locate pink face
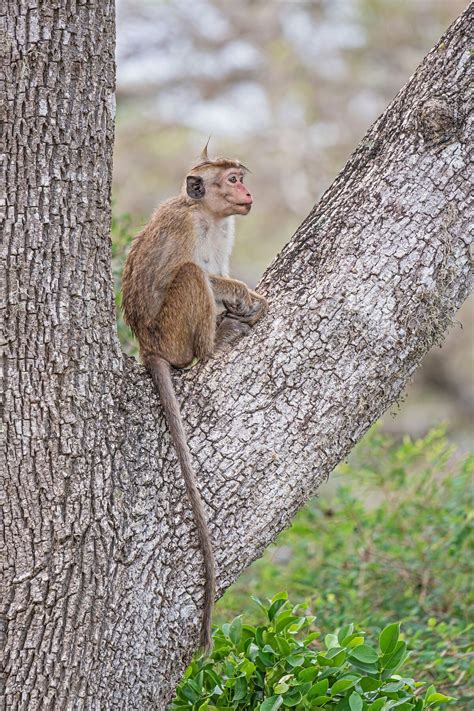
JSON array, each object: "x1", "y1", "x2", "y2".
[{"x1": 222, "y1": 168, "x2": 253, "y2": 214}]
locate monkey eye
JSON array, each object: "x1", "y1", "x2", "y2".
[{"x1": 228, "y1": 175, "x2": 237, "y2": 183}]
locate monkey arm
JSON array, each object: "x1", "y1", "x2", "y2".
[{"x1": 209, "y1": 275, "x2": 268, "y2": 326}]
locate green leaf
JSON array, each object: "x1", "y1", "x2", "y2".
[
  {"x1": 338, "y1": 624, "x2": 355, "y2": 645},
  {"x1": 180, "y1": 684, "x2": 200, "y2": 703},
  {"x1": 424, "y1": 685, "x2": 435, "y2": 701},
  {"x1": 349, "y1": 692, "x2": 364, "y2": 711},
  {"x1": 426, "y1": 692, "x2": 455, "y2": 704},
  {"x1": 332, "y1": 678, "x2": 357, "y2": 694},
  {"x1": 359, "y1": 677, "x2": 382, "y2": 692},
  {"x1": 288, "y1": 617, "x2": 308, "y2": 634},
  {"x1": 256, "y1": 650, "x2": 275, "y2": 668},
  {"x1": 349, "y1": 645, "x2": 379, "y2": 664},
  {"x1": 381, "y1": 641, "x2": 407, "y2": 672},
  {"x1": 286, "y1": 654, "x2": 305, "y2": 667},
  {"x1": 348, "y1": 660, "x2": 379, "y2": 675},
  {"x1": 306, "y1": 679, "x2": 329, "y2": 701},
  {"x1": 298, "y1": 666, "x2": 319, "y2": 683},
  {"x1": 311, "y1": 696, "x2": 332, "y2": 706},
  {"x1": 229, "y1": 616, "x2": 242, "y2": 645},
  {"x1": 325, "y1": 633, "x2": 339, "y2": 649},
  {"x1": 382, "y1": 679, "x2": 405, "y2": 692},
  {"x1": 281, "y1": 688, "x2": 303, "y2": 707},
  {"x1": 317, "y1": 653, "x2": 334, "y2": 667},
  {"x1": 274, "y1": 636, "x2": 291, "y2": 657},
  {"x1": 260, "y1": 695, "x2": 283, "y2": 711},
  {"x1": 379, "y1": 623, "x2": 400, "y2": 655},
  {"x1": 271, "y1": 591, "x2": 289, "y2": 603},
  {"x1": 268, "y1": 598, "x2": 288, "y2": 621},
  {"x1": 308, "y1": 679, "x2": 329, "y2": 698},
  {"x1": 233, "y1": 675, "x2": 247, "y2": 701},
  {"x1": 334, "y1": 700, "x2": 351, "y2": 711},
  {"x1": 368, "y1": 699, "x2": 389, "y2": 711},
  {"x1": 296, "y1": 681, "x2": 312, "y2": 697},
  {"x1": 239, "y1": 659, "x2": 256, "y2": 678},
  {"x1": 274, "y1": 613, "x2": 300, "y2": 633},
  {"x1": 255, "y1": 627, "x2": 266, "y2": 648},
  {"x1": 330, "y1": 650, "x2": 347, "y2": 668},
  {"x1": 347, "y1": 636, "x2": 366, "y2": 648}
]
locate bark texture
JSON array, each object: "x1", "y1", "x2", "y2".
[{"x1": 2, "y1": 3, "x2": 473, "y2": 709}]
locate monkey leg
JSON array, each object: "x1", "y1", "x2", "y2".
[
  {"x1": 157, "y1": 263, "x2": 216, "y2": 368},
  {"x1": 213, "y1": 316, "x2": 251, "y2": 355}
]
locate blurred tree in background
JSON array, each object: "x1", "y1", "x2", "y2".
[{"x1": 113, "y1": 0, "x2": 472, "y2": 444}]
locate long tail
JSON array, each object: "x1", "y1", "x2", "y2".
[{"x1": 144, "y1": 354, "x2": 215, "y2": 653}]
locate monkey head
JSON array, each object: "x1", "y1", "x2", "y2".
[{"x1": 184, "y1": 157, "x2": 253, "y2": 218}]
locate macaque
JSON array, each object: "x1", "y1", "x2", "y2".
[{"x1": 121, "y1": 144, "x2": 268, "y2": 652}]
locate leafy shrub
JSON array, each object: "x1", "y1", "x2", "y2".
[
  {"x1": 216, "y1": 428, "x2": 473, "y2": 705},
  {"x1": 170, "y1": 593, "x2": 454, "y2": 710}
]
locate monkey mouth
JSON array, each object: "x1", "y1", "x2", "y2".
[{"x1": 225, "y1": 199, "x2": 252, "y2": 214}]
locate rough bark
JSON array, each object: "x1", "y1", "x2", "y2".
[{"x1": 2, "y1": 3, "x2": 472, "y2": 710}]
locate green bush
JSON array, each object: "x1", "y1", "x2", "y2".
[
  {"x1": 170, "y1": 593, "x2": 454, "y2": 710},
  {"x1": 215, "y1": 428, "x2": 473, "y2": 706}
]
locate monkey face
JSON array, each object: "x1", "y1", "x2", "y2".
[
  {"x1": 186, "y1": 164, "x2": 253, "y2": 218},
  {"x1": 219, "y1": 168, "x2": 253, "y2": 215}
]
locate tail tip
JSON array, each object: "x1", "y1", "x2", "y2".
[{"x1": 199, "y1": 627, "x2": 213, "y2": 657}]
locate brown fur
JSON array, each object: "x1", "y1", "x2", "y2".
[{"x1": 122, "y1": 156, "x2": 268, "y2": 652}]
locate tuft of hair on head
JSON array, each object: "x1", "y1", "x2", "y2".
[{"x1": 200, "y1": 135, "x2": 212, "y2": 162}]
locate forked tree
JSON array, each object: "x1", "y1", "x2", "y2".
[{"x1": 2, "y1": 3, "x2": 472, "y2": 709}]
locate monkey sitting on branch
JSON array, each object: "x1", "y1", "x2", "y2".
[{"x1": 121, "y1": 145, "x2": 268, "y2": 652}]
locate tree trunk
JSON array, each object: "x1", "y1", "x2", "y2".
[{"x1": 2, "y1": 3, "x2": 472, "y2": 709}]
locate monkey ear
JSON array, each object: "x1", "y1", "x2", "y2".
[{"x1": 186, "y1": 175, "x2": 205, "y2": 199}]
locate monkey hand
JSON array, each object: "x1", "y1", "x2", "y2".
[{"x1": 224, "y1": 290, "x2": 268, "y2": 326}]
